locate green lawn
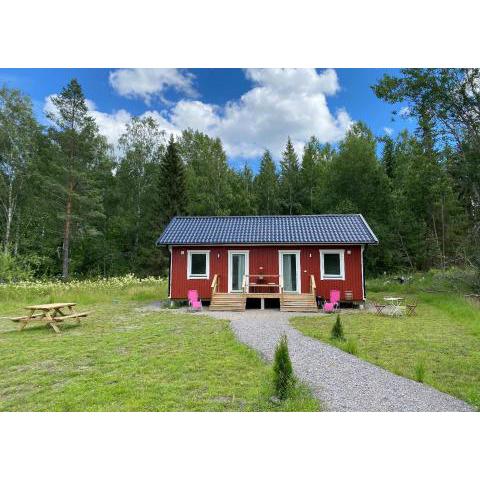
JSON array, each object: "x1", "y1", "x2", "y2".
[
  {"x1": 291, "y1": 291, "x2": 480, "y2": 409},
  {"x1": 0, "y1": 278, "x2": 318, "y2": 411}
]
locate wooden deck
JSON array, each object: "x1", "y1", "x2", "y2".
[{"x1": 209, "y1": 274, "x2": 318, "y2": 312}]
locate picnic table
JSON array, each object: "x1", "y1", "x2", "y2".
[
  {"x1": 383, "y1": 297, "x2": 405, "y2": 316},
  {"x1": 10, "y1": 303, "x2": 90, "y2": 333}
]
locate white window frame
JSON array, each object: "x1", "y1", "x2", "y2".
[
  {"x1": 278, "y1": 250, "x2": 301, "y2": 294},
  {"x1": 187, "y1": 250, "x2": 210, "y2": 279},
  {"x1": 228, "y1": 250, "x2": 250, "y2": 293},
  {"x1": 320, "y1": 249, "x2": 345, "y2": 280}
]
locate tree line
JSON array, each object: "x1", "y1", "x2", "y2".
[{"x1": 1, "y1": 69, "x2": 479, "y2": 281}]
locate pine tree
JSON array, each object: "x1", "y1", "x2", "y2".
[
  {"x1": 272, "y1": 334, "x2": 294, "y2": 400},
  {"x1": 254, "y1": 150, "x2": 279, "y2": 214},
  {"x1": 331, "y1": 314, "x2": 345, "y2": 340},
  {"x1": 381, "y1": 135, "x2": 396, "y2": 178},
  {"x1": 300, "y1": 136, "x2": 322, "y2": 213},
  {"x1": 279, "y1": 138, "x2": 301, "y2": 214},
  {"x1": 230, "y1": 163, "x2": 256, "y2": 215},
  {"x1": 158, "y1": 135, "x2": 187, "y2": 226},
  {"x1": 46, "y1": 79, "x2": 109, "y2": 280}
]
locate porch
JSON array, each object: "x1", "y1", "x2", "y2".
[{"x1": 209, "y1": 274, "x2": 318, "y2": 312}]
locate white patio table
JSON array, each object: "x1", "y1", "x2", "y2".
[{"x1": 383, "y1": 297, "x2": 405, "y2": 316}]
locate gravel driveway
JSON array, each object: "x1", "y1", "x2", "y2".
[{"x1": 206, "y1": 309, "x2": 473, "y2": 412}]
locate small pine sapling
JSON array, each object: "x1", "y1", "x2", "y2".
[
  {"x1": 273, "y1": 334, "x2": 294, "y2": 400},
  {"x1": 331, "y1": 314, "x2": 345, "y2": 341}
]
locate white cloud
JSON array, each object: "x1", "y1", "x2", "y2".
[
  {"x1": 383, "y1": 127, "x2": 393, "y2": 136},
  {"x1": 45, "y1": 69, "x2": 353, "y2": 160},
  {"x1": 398, "y1": 106, "x2": 411, "y2": 117},
  {"x1": 245, "y1": 68, "x2": 340, "y2": 96},
  {"x1": 43, "y1": 94, "x2": 56, "y2": 119},
  {"x1": 169, "y1": 68, "x2": 352, "y2": 158},
  {"x1": 109, "y1": 68, "x2": 198, "y2": 104},
  {"x1": 170, "y1": 100, "x2": 219, "y2": 132},
  {"x1": 88, "y1": 108, "x2": 132, "y2": 147}
]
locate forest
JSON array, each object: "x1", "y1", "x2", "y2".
[{"x1": 0, "y1": 69, "x2": 479, "y2": 282}]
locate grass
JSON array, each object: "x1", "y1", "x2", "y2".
[
  {"x1": 291, "y1": 289, "x2": 480, "y2": 410},
  {"x1": 0, "y1": 277, "x2": 319, "y2": 411}
]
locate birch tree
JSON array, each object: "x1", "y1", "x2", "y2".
[
  {"x1": 0, "y1": 86, "x2": 38, "y2": 254},
  {"x1": 179, "y1": 129, "x2": 232, "y2": 216},
  {"x1": 116, "y1": 116, "x2": 166, "y2": 271}
]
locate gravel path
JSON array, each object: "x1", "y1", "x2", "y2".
[{"x1": 206, "y1": 309, "x2": 473, "y2": 412}]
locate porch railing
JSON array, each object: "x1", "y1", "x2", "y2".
[
  {"x1": 241, "y1": 274, "x2": 283, "y2": 294},
  {"x1": 211, "y1": 274, "x2": 219, "y2": 296},
  {"x1": 310, "y1": 274, "x2": 316, "y2": 296}
]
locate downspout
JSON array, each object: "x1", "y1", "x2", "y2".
[
  {"x1": 168, "y1": 246, "x2": 172, "y2": 299},
  {"x1": 361, "y1": 244, "x2": 366, "y2": 301}
]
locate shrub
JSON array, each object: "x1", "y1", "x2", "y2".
[
  {"x1": 343, "y1": 338, "x2": 358, "y2": 355},
  {"x1": 0, "y1": 253, "x2": 34, "y2": 282},
  {"x1": 330, "y1": 314, "x2": 345, "y2": 341},
  {"x1": 414, "y1": 359, "x2": 426, "y2": 383},
  {"x1": 273, "y1": 334, "x2": 294, "y2": 400}
]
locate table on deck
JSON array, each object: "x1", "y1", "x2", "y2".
[{"x1": 20, "y1": 303, "x2": 82, "y2": 333}]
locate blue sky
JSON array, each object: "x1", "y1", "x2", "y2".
[{"x1": 0, "y1": 68, "x2": 413, "y2": 171}]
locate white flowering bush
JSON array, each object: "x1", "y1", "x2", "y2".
[{"x1": 0, "y1": 274, "x2": 167, "y2": 305}]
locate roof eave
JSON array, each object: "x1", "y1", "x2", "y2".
[{"x1": 156, "y1": 240, "x2": 378, "y2": 246}]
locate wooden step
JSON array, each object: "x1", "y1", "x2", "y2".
[
  {"x1": 210, "y1": 293, "x2": 246, "y2": 312},
  {"x1": 280, "y1": 294, "x2": 318, "y2": 312}
]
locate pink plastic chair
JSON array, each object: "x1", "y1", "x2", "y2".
[
  {"x1": 323, "y1": 289, "x2": 341, "y2": 313},
  {"x1": 323, "y1": 302, "x2": 334, "y2": 313},
  {"x1": 187, "y1": 290, "x2": 202, "y2": 311}
]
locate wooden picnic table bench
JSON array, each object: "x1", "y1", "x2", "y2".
[{"x1": 7, "y1": 302, "x2": 91, "y2": 333}]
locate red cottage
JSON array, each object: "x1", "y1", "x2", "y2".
[{"x1": 156, "y1": 215, "x2": 378, "y2": 312}]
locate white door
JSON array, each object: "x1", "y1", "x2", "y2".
[
  {"x1": 279, "y1": 250, "x2": 301, "y2": 293},
  {"x1": 228, "y1": 251, "x2": 249, "y2": 292}
]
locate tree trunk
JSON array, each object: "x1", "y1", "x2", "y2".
[
  {"x1": 134, "y1": 186, "x2": 141, "y2": 257},
  {"x1": 431, "y1": 211, "x2": 442, "y2": 267},
  {"x1": 441, "y1": 196, "x2": 446, "y2": 270},
  {"x1": 13, "y1": 209, "x2": 20, "y2": 256},
  {"x1": 3, "y1": 180, "x2": 14, "y2": 255},
  {"x1": 62, "y1": 181, "x2": 73, "y2": 281},
  {"x1": 398, "y1": 231, "x2": 414, "y2": 270}
]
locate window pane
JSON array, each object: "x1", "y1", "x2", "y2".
[
  {"x1": 191, "y1": 254, "x2": 207, "y2": 275},
  {"x1": 232, "y1": 254, "x2": 245, "y2": 291},
  {"x1": 324, "y1": 253, "x2": 340, "y2": 275},
  {"x1": 282, "y1": 254, "x2": 297, "y2": 291}
]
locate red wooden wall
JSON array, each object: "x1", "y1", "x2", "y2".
[{"x1": 169, "y1": 244, "x2": 364, "y2": 301}]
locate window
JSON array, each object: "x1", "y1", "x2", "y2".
[
  {"x1": 187, "y1": 250, "x2": 210, "y2": 279},
  {"x1": 320, "y1": 249, "x2": 345, "y2": 280}
]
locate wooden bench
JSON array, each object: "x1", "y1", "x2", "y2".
[
  {"x1": 54, "y1": 311, "x2": 91, "y2": 322},
  {"x1": 8, "y1": 313, "x2": 45, "y2": 322}
]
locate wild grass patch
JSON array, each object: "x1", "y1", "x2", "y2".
[{"x1": 414, "y1": 358, "x2": 426, "y2": 383}]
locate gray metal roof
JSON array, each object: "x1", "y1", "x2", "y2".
[{"x1": 156, "y1": 215, "x2": 378, "y2": 246}]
